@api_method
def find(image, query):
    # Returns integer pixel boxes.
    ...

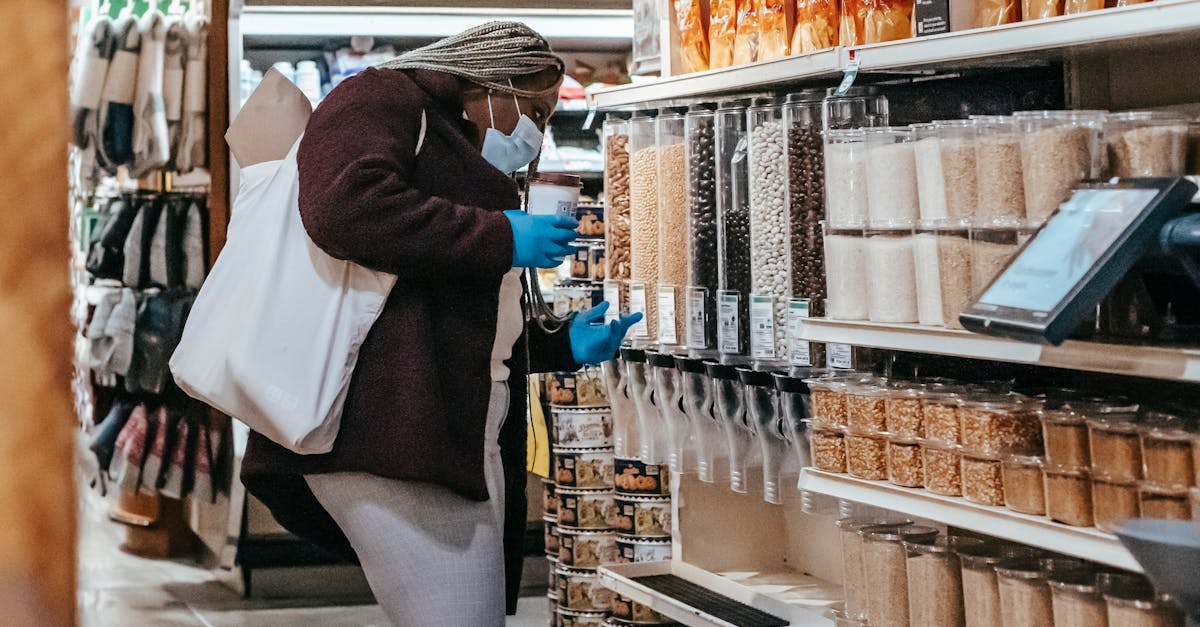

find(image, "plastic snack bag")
[862,0,913,44]
[709,0,740,68]
[976,0,1020,26]
[840,0,865,46]
[733,0,761,65]
[676,0,710,73]
[792,0,839,52]
[757,0,791,61]
[1022,0,1061,19]
[1063,0,1103,13]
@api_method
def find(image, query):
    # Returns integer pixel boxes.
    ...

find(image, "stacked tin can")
[553,203,608,318]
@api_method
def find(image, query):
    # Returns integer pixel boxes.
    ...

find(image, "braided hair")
[377,21,564,98]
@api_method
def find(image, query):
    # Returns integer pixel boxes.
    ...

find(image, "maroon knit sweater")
[240,67,577,610]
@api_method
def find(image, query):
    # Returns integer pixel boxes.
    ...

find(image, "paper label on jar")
[827,343,854,369]
[686,287,708,350]
[717,291,740,354]
[750,295,776,360]
[657,287,678,345]
[602,280,621,324]
[788,299,812,367]
[629,283,648,338]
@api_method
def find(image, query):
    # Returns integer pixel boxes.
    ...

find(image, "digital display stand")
[960,178,1198,346]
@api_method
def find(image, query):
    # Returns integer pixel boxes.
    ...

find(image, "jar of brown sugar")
[923,440,963,496]
[887,436,924,488]
[959,394,1043,458]
[1139,413,1196,489]
[1002,454,1046,516]
[1139,483,1191,521]
[963,453,1006,506]
[1089,417,1143,483]
[1093,478,1140,532]
[1040,409,1090,469]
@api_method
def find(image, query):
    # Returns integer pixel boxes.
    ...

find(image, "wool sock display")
[131,10,169,177]
[177,14,209,173]
[71,17,116,192]
[163,17,188,170]
[98,14,141,172]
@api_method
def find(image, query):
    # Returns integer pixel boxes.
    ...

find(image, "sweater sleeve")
[295,69,513,281]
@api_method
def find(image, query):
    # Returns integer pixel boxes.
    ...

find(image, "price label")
[718,291,740,354]
[827,343,854,369]
[788,299,812,367]
[602,280,621,324]
[686,288,708,349]
[658,286,678,345]
[750,295,776,360]
[629,282,648,338]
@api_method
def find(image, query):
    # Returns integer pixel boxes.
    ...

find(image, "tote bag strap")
[415,109,427,157]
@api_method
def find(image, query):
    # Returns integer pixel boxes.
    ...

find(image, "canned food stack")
[834,520,1186,627]
[554,198,607,317]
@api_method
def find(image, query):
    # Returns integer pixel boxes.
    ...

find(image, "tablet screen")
[978,188,1159,313]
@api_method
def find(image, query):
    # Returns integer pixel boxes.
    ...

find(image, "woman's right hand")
[504,210,579,268]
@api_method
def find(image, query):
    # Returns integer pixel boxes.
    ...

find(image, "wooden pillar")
[0,1,77,626]
[207,0,231,263]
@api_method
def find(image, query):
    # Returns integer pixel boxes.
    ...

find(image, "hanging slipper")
[177,14,208,173]
[97,14,141,171]
[71,16,116,192]
[131,10,169,177]
[163,17,188,171]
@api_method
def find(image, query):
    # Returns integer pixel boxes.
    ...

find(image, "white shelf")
[598,560,837,627]
[796,318,1200,383]
[799,469,1142,572]
[589,0,1200,108]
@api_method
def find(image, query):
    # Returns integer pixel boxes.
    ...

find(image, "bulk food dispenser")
[604,354,640,460]
[620,347,659,464]
[678,356,724,483]
[740,367,791,504]
[648,351,691,473]
[706,361,757,494]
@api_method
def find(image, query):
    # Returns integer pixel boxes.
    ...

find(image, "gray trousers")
[306,383,509,627]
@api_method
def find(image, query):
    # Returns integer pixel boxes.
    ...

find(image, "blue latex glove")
[570,302,644,365]
[504,210,579,268]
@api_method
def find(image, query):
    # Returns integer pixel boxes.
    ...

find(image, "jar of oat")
[1102,573,1187,627]
[1015,110,1105,225]
[1002,454,1046,516]
[1045,465,1094,527]
[1139,412,1196,489]
[885,384,925,438]
[1040,409,1091,469]
[923,389,963,444]
[973,116,1026,222]
[847,432,888,480]
[935,120,979,221]
[846,381,888,434]
[838,518,912,620]
[887,436,924,488]
[806,377,851,429]
[809,423,848,473]
[1105,112,1190,178]
[958,544,1043,627]
[962,452,1006,506]
[933,221,974,328]
[1049,570,1107,627]
[959,394,1043,458]
[1093,478,1141,532]
[1139,483,1191,521]
[863,525,939,627]
[923,440,963,496]
[1090,417,1144,483]
[905,535,985,627]
[996,557,1088,627]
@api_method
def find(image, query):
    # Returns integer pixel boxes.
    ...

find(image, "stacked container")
[684,105,719,358]
[714,101,752,361]
[747,97,789,367]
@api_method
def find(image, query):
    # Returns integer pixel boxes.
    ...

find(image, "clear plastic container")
[824,222,869,320]
[1045,465,1094,527]
[603,117,632,284]
[865,127,921,224]
[962,453,1006,506]
[825,129,870,224]
[1192,486,1200,521]
[866,223,918,323]
[748,98,789,364]
[1090,417,1144,483]
[863,525,938,627]
[1050,570,1107,627]
[776,370,824,472]
[679,357,720,483]
[714,102,752,358]
[846,382,888,434]
[625,348,662,464]
[822,85,889,131]
[1040,409,1091,469]
[923,389,963,444]
[1139,413,1195,489]
[887,437,924,487]
[958,394,1042,458]
[885,384,924,438]
[784,93,829,318]
[913,226,945,326]
[969,222,1029,298]
[976,0,1019,26]
[710,362,757,493]
[685,107,719,356]
[1002,454,1046,516]
[807,377,850,429]
[810,424,847,472]
[1105,112,1190,178]
[996,558,1087,627]
[905,535,985,627]
[657,112,688,350]
[934,221,974,328]
[1023,0,1063,20]
[826,609,869,627]
[609,350,642,459]
[1103,573,1187,627]
[974,116,1026,222]
[840,0,915,46]
[937,120,979,221]
[1139,483,1191,520]
[628,112,660,341]
[740,367,788,504]
[959,544,1042,627]
[838,518,912,619]
[912,123,948,221]
[923,440,963,496]
[1016,110,1105,224]
[650,352,690,473]
[1093,477,1140,532]
[847,432,888,480]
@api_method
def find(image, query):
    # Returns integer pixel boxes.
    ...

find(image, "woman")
[240,23,640,626]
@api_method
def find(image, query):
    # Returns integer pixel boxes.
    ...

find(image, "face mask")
[480,85,544,174]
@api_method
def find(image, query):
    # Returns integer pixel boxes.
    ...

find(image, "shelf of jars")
[798,468,1142,572]
[589,0,1200,109]
[795,319,1200,383]
[598,560,834,627]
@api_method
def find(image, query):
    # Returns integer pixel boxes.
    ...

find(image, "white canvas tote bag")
[170,135,398,454]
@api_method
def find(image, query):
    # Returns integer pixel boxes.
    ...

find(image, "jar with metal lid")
[784,92,829,319]
[603,116,632,283]
[714,101,752,359]
[628,111,660,342]
[863,525,939,627]
[837,518,913,619]
[747,97,789,365]
[684,105,719,357]
[1002,454,1046,515]
[905,535,986,627]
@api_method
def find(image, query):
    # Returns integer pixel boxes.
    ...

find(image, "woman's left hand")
[568,302,643,366]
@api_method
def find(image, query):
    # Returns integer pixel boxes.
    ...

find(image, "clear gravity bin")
[605,354,641,459]
[707,361,757,494]
[648,350,691,473]
[677,356,723,483]
[619,347,658,463]
[741,368,789,504]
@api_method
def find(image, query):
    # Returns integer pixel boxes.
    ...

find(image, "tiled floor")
[77,489,551,626]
